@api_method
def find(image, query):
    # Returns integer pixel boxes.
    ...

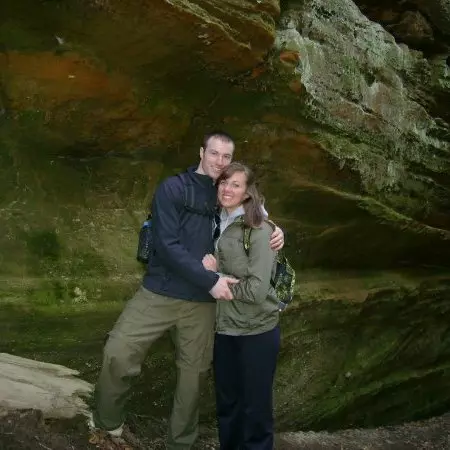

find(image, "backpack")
[136,172,216,264]
[243,222,296,311]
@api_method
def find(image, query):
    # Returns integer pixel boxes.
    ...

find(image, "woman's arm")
[230,225,276,304]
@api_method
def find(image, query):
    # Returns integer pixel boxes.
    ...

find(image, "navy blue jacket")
[143,167,219,302]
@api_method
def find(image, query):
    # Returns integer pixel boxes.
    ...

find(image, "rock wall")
[0,0,449,430]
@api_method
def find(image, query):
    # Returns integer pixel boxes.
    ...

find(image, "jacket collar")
[187,166,216,187]
[219,206,245,234]
[220,206,245,222]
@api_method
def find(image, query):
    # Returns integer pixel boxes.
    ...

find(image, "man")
[90,131,284,449]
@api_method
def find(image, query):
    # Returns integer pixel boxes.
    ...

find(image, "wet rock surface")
[353,0,450,51]
[271,0,450,227]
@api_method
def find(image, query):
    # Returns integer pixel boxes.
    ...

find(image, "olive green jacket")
[215,215,279,336]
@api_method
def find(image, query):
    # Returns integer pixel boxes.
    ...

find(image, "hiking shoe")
[87,412,124,438]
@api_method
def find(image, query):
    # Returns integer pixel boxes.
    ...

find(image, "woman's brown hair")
[216,162,264,228]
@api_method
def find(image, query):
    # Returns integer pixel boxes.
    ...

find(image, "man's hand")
[209,276,239,300]
[269,226,284,251]
[202,254,217,272]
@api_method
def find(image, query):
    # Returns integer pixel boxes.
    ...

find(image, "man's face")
[198,137,234,181]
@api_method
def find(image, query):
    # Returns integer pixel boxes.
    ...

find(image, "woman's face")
[218,171,248,212]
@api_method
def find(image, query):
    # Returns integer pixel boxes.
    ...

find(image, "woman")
[202,162,280,450]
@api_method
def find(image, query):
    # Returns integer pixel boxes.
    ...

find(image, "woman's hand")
[202,254,218,272]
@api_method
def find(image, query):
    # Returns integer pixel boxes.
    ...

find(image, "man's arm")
[263,205,284,251]
[151,179,219,292]
[269,224,284,251]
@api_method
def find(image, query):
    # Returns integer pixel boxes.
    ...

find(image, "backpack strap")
[243,226,252,256]
[242,220,279,289]
[241,220,295,309]
[177,172,216,217]
[242,219,275,256]
[182,175,196,212]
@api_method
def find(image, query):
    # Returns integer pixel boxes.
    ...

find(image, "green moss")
[0,1,87,52]
[0,20,51,52]
[274,280,450,431]
[66,250,107,277]
[23,279,68,306]
[0,295,214,424]
[25,229,61,260]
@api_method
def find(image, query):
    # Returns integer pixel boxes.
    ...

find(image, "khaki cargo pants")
[93,287,216,450]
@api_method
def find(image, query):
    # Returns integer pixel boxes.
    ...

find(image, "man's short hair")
[202,131,235,149]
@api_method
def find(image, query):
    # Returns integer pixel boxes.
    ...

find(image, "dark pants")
[213,327,280,450]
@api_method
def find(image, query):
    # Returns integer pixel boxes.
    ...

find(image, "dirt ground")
[0,409,449,450]
[0,410,215,450]
[275,414,450,450]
